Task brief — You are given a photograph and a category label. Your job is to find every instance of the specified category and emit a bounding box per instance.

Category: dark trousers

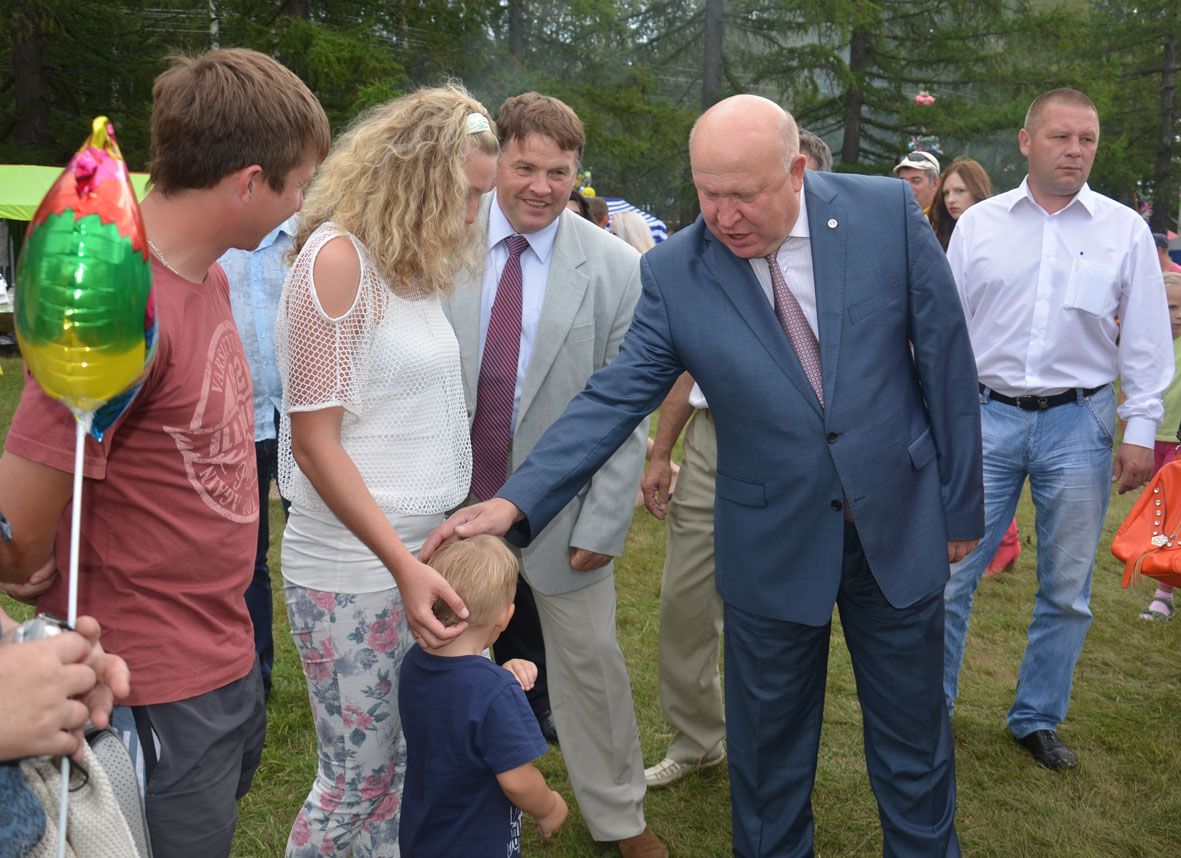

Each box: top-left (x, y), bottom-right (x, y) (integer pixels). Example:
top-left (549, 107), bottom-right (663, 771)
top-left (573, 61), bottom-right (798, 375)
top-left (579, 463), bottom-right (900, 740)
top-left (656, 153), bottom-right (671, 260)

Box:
top-left (493, 575), bottom-right (551, 718)
top-left (724, 524), bottom-right (959, 858)
top-left (244, 435), bottom-right (288, 698)
top-left (127, 662), bottom-right (267, 858)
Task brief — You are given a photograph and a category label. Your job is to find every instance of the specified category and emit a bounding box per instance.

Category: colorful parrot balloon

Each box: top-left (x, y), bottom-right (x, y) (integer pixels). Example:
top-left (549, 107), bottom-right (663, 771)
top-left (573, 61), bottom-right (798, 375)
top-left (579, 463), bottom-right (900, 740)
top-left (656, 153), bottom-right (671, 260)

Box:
top-left (15, 116), bottom-right (156, 439)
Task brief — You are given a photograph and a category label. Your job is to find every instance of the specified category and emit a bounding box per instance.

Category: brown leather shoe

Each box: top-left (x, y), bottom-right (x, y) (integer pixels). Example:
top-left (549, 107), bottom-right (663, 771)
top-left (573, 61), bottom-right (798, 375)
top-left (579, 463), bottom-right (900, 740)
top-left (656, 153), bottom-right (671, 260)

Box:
top-left (617, 827), bottom-right (668, 858)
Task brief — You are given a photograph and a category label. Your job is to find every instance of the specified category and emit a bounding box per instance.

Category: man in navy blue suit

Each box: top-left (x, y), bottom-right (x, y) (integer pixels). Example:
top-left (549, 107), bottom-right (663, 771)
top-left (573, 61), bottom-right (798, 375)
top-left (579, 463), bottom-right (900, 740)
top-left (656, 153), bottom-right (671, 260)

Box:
top-left (425, 94), bottom-right (983, 857)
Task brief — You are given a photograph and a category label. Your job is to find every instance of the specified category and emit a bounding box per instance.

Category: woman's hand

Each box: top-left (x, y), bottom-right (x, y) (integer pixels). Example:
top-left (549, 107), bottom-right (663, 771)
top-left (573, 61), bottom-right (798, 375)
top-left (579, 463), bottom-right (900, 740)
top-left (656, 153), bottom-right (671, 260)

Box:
top-left (393, 557), bottom-right (468, 649)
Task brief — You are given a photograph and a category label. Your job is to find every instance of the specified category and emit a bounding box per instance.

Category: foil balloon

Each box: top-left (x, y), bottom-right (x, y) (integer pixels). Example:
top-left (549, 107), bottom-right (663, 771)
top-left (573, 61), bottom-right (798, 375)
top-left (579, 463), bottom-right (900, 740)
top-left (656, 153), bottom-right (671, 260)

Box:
top-left (15, 116), bottom-right (156, 439)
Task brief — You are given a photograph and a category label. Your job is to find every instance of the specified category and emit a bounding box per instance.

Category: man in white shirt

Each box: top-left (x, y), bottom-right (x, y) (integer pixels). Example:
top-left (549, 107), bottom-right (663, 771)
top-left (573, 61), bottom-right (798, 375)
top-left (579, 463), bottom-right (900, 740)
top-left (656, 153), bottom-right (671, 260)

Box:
top-left (944, 87), bottom-right (1172, 770)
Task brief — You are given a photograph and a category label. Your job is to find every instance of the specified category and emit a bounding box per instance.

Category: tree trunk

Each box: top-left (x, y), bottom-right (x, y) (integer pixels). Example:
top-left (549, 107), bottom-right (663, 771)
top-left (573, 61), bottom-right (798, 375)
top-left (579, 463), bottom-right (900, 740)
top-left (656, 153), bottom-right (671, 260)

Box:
top-left (702, 0), bottom-right (724, 109)
top-left (840, 26), bottom-right (869, 166)
top-left (13, 2), bottom-right (48, 151)
top-left (1150, 31), bottom-right (1177, 233)
top-left (509, 0), bottom-right (525, 64)
top-left (282, 0), bottom-right (311, 18)
top-left (209, 0), bottom-right (219, 49)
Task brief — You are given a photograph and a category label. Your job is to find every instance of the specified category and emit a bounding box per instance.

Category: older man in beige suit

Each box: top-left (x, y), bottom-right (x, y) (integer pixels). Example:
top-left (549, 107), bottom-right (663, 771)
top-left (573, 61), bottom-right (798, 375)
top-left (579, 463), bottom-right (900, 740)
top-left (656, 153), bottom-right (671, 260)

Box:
top-left (443, 92), bottom-right (662, 857)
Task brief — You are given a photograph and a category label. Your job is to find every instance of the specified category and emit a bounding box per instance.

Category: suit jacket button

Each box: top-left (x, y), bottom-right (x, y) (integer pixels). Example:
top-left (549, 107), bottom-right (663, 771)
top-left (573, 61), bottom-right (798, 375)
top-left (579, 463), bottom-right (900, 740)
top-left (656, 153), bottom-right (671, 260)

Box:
top-left (826, 432), bottom-right (839, 444)
top-left (831, 499), bottom-right (842, 511)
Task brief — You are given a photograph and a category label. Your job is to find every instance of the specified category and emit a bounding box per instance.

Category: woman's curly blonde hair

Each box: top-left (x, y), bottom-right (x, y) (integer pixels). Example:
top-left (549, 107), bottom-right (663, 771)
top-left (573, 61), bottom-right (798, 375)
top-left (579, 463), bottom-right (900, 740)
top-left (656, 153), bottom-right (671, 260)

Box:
top-left (293, 83), bottom-right (498, 295)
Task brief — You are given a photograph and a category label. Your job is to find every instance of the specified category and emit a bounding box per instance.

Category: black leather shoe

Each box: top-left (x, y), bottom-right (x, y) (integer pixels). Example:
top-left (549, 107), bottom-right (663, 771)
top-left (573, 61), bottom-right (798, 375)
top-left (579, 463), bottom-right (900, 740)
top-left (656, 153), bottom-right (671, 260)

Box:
top-left (537, 710), bottom-right (559, 746)
top-left (1015, 730), bottom-right (1077, 769)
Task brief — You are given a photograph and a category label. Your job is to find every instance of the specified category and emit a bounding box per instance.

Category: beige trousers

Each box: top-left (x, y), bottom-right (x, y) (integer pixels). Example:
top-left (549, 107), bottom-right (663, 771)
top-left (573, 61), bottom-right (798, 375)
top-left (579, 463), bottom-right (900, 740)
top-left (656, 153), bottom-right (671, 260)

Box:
top-left (658, 410), bottom-right (725, 763)
top-left (535, 575), bottom-right (647, 842)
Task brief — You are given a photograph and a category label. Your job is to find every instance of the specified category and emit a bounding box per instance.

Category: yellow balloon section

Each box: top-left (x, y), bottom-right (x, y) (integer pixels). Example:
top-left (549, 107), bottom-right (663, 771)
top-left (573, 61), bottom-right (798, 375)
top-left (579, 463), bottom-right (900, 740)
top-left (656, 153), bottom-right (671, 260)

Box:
top-left (17, 211), bottom-right (151, 412)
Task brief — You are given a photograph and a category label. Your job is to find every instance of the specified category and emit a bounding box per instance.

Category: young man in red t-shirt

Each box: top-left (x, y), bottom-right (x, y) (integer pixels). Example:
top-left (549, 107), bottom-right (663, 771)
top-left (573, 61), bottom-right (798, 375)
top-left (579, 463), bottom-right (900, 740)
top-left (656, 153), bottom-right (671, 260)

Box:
top-left (0, 48), bottom-right (329, 858)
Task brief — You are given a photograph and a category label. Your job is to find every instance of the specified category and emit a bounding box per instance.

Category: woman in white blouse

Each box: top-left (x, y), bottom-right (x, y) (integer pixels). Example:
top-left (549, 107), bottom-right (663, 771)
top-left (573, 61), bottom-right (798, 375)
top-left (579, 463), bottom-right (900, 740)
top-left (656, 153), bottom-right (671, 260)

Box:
top-left (275, 86), bottom-right (498, 858)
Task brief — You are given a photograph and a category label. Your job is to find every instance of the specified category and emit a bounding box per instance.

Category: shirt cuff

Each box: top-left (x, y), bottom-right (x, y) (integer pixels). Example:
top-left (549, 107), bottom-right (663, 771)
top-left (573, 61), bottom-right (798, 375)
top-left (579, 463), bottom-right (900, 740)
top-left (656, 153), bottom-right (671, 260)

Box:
top-left (1122, 417), bottom-right (1158, 450)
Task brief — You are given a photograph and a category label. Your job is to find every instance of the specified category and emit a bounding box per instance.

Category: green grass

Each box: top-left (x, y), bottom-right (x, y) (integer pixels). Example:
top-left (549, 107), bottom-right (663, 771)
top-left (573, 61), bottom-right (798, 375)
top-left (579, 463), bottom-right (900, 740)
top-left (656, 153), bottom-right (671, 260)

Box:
top-left (3, 354), bottom-right (1180, 856)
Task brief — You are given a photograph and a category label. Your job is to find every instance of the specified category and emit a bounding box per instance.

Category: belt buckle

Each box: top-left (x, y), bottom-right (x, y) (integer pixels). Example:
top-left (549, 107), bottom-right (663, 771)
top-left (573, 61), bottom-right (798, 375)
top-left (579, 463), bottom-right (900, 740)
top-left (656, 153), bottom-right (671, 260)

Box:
top-left (1015, 395), bottom-right (1050, 411)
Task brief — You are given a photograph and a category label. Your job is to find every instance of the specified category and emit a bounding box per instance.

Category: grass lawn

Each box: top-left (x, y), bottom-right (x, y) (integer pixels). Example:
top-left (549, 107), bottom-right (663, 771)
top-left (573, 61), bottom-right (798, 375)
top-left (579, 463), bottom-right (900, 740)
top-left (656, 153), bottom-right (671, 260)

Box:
top-left (2, 353), bottom-right (1179, 856)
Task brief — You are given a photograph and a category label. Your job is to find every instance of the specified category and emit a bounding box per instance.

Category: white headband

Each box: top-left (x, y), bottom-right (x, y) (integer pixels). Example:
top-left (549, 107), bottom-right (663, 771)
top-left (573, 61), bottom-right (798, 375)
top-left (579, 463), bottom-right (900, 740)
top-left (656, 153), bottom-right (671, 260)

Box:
top-left (466, 112), bottom-right (492, 135)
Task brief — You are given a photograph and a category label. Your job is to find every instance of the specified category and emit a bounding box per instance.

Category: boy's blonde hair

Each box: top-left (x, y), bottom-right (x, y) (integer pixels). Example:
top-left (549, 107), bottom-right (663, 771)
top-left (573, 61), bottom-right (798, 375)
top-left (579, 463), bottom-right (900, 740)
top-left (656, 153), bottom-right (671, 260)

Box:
top-left (1164, 272), bottom-right (1181, 291)
top-left (428, 535), bottom-right (519, 627)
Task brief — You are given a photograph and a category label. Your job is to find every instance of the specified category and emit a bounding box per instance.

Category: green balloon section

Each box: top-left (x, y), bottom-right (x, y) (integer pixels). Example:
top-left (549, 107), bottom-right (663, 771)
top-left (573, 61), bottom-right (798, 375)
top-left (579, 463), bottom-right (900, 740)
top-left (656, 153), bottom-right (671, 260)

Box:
top-left (16, 211), bottom-right (152, 413)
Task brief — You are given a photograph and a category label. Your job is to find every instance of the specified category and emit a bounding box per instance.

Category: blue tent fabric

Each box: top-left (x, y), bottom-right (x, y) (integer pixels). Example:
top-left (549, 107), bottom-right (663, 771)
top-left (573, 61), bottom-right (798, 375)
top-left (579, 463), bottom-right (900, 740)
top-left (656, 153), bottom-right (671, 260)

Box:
top-left (602, 197), bottom-right (668, 243)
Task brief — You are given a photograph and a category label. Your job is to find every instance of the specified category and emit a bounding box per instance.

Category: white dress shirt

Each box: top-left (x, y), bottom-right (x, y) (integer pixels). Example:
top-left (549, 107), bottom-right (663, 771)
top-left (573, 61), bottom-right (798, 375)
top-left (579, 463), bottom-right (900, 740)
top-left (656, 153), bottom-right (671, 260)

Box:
top-left (948, 178), bottom-right (1172, 448)
top-left (690, 191), bottom-right (817, 412)
top-left (749, 189), bottom-right (818, 336)
top-left (479, 196), bottom-right (561, 430)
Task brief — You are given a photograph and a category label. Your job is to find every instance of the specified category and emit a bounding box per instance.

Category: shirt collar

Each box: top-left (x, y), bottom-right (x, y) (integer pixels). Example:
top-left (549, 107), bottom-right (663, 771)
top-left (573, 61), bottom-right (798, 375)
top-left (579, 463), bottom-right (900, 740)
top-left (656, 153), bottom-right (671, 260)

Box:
top-left (1012, 176), bottom-right (1097, 217)
top-left (254, 215), bottom-right (298, 252)
top-left (488, 195), bottom-right (561, 263)
top-left (789, 185), bottom-right (810, 239)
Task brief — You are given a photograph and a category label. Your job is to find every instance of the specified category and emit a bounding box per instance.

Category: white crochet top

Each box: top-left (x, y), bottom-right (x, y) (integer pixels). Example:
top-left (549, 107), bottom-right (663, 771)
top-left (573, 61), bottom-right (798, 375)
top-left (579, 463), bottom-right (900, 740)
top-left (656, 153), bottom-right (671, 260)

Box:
top-left (276, 222), bottom-right (472, 517)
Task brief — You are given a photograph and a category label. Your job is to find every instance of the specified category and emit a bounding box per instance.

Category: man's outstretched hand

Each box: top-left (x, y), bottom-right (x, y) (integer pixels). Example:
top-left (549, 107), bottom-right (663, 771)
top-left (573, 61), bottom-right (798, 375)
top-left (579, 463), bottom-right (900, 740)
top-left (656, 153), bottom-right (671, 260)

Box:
top-left (421, 498), bottom-right (523, 561)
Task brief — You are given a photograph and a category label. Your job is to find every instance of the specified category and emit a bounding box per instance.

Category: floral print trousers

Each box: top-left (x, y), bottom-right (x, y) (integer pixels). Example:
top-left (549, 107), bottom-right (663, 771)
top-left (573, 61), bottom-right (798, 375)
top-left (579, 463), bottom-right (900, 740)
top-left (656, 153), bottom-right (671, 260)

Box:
top-left (284, 583), bottom-right (414, 858)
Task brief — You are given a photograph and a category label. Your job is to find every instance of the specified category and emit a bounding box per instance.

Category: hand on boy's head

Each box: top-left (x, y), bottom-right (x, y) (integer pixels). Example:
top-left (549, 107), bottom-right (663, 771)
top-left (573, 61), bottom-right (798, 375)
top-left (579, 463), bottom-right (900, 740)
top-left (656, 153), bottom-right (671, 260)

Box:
top-left (502, 658), bottom-right (538, 691)
top-left (400, 558), bottom-right (468, 649)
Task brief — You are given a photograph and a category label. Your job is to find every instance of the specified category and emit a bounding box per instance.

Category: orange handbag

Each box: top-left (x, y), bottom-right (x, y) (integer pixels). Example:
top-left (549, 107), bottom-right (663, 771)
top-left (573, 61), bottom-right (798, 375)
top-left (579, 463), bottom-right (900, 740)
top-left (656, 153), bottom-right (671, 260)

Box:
top-left (1111, 460), bottom-right (1181, 588)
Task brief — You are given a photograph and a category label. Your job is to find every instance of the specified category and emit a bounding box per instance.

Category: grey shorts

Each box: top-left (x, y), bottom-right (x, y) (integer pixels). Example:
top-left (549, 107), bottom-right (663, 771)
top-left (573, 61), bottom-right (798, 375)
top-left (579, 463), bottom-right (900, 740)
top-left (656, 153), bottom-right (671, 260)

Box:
top-left (113, 660), bottom-right (266, 858)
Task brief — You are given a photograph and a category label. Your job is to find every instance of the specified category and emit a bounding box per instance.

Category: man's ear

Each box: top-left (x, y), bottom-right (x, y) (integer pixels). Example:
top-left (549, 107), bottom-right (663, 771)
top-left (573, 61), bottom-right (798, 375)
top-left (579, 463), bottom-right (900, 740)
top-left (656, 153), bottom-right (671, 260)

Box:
top-left (1018, 128), bottom-right (1032, 158)
top-left (789, 153), bottom-right (807, 190)
top-left (231, 164), bottom-right (265, 203)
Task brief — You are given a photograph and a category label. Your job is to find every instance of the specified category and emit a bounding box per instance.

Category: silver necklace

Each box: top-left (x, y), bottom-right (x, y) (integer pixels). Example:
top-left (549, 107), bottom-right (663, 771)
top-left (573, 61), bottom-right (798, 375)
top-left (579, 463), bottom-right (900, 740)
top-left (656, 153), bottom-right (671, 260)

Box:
top-left (147, 238), bottom-right (183, 278)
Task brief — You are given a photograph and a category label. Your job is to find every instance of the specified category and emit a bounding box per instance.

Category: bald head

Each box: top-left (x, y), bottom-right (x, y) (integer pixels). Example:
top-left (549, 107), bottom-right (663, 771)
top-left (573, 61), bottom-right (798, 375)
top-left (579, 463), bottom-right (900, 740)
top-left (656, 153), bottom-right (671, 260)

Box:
top-left (689, 94), bottom-right (807, 259)
top-left (690, 95), bottom-right (800, 171)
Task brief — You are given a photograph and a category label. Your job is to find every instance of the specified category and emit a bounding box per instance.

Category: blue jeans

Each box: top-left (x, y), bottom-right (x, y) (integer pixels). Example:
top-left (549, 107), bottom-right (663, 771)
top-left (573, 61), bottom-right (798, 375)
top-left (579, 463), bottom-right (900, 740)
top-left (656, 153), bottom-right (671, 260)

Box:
top-left (943, 386), bottom-right (1115, 738)
top-left (245, 424), bottom-right (290, 698)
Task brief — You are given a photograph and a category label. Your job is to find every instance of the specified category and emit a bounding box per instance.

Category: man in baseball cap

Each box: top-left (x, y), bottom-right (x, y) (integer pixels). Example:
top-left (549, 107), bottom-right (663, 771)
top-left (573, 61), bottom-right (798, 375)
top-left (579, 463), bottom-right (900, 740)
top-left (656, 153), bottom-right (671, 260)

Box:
top-left (894, 150), bottom-right (941, 215)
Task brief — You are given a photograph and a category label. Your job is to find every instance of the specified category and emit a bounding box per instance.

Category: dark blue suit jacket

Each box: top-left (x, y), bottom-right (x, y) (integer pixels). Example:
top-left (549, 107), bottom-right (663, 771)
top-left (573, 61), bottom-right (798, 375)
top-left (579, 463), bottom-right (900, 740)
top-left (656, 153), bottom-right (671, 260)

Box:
top-left (500, 171), bottom-right (983, 625)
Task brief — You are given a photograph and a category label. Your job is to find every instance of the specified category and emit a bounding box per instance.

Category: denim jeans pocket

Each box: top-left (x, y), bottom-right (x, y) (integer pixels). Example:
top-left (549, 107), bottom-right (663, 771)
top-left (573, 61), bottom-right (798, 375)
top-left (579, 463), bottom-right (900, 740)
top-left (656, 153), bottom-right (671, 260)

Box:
top-left (1082, 395), bottom-right (1115, 448)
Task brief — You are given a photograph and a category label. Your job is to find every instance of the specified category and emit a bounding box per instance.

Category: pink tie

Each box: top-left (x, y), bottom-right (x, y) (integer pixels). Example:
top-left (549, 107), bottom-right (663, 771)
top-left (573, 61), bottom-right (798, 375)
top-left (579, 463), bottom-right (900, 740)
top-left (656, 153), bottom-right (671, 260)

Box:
top-left (470, 235), bottom-right (530, 500)
top-left (766, 247), bottom-right (823, 406)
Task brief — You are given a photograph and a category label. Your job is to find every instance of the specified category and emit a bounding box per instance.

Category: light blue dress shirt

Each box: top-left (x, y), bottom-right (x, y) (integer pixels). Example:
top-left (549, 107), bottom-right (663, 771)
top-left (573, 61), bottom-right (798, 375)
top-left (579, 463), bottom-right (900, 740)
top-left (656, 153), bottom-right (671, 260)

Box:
top-left (479, 197), bottom-right (560, 431)
top-left (219, 216), bottom-right (296, 441)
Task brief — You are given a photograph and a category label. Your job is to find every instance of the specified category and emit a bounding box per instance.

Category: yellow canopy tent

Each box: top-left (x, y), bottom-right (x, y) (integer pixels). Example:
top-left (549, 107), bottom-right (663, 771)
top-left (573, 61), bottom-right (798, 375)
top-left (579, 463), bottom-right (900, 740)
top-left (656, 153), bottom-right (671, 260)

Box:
top-left (0, 164), bottom-right (151, 220)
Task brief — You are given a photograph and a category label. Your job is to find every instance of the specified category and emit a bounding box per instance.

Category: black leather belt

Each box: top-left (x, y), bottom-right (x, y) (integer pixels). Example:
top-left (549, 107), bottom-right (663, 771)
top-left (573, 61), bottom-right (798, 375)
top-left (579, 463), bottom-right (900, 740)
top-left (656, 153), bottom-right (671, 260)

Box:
top-left (980, 383), bottom-right (1106, 411)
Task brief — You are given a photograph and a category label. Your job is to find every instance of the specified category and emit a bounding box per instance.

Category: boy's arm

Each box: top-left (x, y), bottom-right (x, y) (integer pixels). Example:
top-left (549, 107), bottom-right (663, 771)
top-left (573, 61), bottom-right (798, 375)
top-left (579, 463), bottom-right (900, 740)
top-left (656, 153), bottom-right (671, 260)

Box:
top-left (500, 658), bottom-right (537, 691)
top-left (495, 763), bottom-right (567, 837)
top-left (0, 452), bottom-right (71, 586)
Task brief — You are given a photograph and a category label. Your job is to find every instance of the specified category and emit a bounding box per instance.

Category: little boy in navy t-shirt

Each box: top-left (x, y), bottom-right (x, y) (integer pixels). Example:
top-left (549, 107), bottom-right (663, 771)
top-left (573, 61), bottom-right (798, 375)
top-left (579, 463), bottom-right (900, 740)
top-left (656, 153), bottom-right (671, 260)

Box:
top-left (399, 535), bottom-right (568, 856)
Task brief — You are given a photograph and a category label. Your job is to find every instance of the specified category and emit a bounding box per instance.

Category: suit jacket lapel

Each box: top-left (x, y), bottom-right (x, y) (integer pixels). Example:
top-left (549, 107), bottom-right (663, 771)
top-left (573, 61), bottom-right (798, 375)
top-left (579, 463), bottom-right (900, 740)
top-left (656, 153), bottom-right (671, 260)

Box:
top-left (516, 211), bottom-right (589, 424)
top-left (445, 197), bottom-right (491, 413)
top-left (805, 176), bottom-right (845, 408)
top-left (702, 226), bottom-right (822, 416)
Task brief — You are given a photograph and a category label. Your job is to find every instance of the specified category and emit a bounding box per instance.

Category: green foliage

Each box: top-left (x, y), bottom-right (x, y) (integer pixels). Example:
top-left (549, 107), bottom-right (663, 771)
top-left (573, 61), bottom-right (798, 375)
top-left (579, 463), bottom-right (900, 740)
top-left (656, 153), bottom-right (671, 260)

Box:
top-left (0, 1), bottom-right (1176, 226)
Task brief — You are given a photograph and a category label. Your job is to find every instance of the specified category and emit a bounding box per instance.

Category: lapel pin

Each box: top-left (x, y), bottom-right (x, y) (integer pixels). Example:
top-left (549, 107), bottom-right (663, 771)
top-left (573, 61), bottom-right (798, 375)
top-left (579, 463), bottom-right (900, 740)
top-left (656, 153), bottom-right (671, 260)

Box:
top-left (827, 218), bottom-right (838, 229)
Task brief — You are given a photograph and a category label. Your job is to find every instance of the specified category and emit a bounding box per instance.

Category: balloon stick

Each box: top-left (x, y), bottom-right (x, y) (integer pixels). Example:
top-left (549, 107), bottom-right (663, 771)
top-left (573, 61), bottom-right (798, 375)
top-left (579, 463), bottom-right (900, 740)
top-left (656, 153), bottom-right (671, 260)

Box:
top-left (56, 410), bottom-right (91, 858)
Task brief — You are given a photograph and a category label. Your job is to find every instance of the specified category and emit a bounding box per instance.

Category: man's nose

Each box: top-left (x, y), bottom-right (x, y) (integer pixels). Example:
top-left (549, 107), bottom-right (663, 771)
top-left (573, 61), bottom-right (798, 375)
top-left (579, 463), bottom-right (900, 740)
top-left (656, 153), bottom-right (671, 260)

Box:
top-left (717, 203), bottom-right (742, 228)
top-left (528, 172), bottom-right (550, 195)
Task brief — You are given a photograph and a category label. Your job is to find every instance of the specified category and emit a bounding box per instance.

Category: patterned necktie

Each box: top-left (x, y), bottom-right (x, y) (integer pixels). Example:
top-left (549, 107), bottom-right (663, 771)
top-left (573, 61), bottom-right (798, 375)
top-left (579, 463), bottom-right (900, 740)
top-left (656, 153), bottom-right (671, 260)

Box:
top-left (766, 246), bottom-right (823, 406)
top-left (470, 234), bottom-right (530, 500)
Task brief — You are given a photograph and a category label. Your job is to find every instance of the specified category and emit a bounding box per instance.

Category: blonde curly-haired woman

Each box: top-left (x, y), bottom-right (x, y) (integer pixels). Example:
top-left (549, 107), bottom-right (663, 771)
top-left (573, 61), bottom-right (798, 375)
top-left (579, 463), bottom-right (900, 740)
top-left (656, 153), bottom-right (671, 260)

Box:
top-left (275, 85), bottom-right (498, 857)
